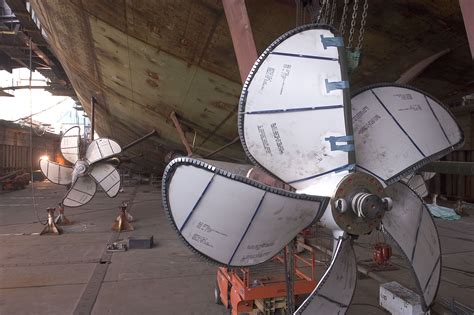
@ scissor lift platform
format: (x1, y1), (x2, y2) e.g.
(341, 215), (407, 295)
(215, 241), (319, 315)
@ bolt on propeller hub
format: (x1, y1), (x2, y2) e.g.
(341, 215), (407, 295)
(331, 172), (392, 235)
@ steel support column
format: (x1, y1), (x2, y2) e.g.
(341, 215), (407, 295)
(460, 0), (474, 59)
(222, 0), (258, 83)
(170, 111), (193, 156)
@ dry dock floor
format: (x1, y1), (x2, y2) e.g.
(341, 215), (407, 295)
(0, 181), (473, 314)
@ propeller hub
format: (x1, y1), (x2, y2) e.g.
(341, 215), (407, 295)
(351, 192), (385, 219)
(74, 160), (89, 177)
(331, 172), (388, 235)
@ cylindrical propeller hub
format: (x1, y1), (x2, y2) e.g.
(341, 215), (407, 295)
(331, 172), (389, 235)
(351, 192), (385, 219)
(74, 160), (88, 176)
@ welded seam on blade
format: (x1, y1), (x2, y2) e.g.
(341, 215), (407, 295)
(381, 181), (439, 310)
(410, 204), (425, 262)
(69, 187), (94, 197)
(424, 95), (451, 146)
(179, 174), (216, 233)
(96, 141), (103, 160)
(382, 229), (428, 310)
(355, 164), (386, 182)
(351, 83), (464, 185)
(296, 237), (346, 313)
(105, 180), (120, 194)
(288, 164), (353, 184)
(269, 51), (338, 61)
(228, 192), (267, 265)
(423, 256), (440, 292)
(161, 157), (330, 268)
(238, 24), (345, 187)
(97, 168), (116, 183)
(317, 294), (348, 308)
(370, 89), (425, 158)
(244, 104), (343, 115)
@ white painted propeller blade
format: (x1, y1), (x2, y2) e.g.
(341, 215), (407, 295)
(85, 138), (121, 164)
(383, 182), (441, 310)
(352, 84), (463, 184)
(162, 157), (329, 266)
(89, 163), (121, 198)
(239, 25), (353, 190)
(295, 236), (357, 314)
(60, 126), (81, 164)
(39, 159), (73, 185)
(403, 174), (428, 198)
(63, 176), (97, 207)
(422, 171), (436, 181)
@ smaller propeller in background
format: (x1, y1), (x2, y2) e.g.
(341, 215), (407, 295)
(39, 126), (122, 207)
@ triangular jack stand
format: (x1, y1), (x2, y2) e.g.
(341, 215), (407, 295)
(118, 202), (134, 222)
(112, 203), (134, 231)
(40, 207), (63, 235)
(55, 203), (73, 225)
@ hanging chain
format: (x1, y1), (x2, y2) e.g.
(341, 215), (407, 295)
(356, 0), (369, 49)
(347, 0), (359, 49)
(339, 0), (350, 35)
(324, 0), (332, 24)
(329, 0), (337, 26)
(315, 0), (326, 24)
(295, 0), (300, 26)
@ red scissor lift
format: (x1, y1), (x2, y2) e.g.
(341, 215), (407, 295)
(215, 240), (319, 314)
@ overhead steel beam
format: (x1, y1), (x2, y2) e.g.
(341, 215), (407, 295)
(222, 0), (258, 83)
(460, 0), (474, 59)
(16, 31), (55, 68)
(421, 161), (474, 175)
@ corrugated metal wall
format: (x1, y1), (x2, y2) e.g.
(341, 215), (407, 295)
(428, 110), (474, 201)
(429, 149), (474, 202)
(0, 120), (60, 175)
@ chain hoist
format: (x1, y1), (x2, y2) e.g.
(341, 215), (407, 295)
(339, 0), (350, 35)
(356, 0), (369, 50)
(315, 0), (325, 24)
(329, 0), (337, 26)
(347, 0), (359, 49)
(346, 0), (369, 73)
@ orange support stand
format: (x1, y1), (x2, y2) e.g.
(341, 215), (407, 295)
(40, 207), (62, 235)
(55, 203), (73, 225)
(112, 203), (134, 232)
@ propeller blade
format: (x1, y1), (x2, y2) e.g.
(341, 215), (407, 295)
(295, 236), (357, 314)
(39, 159), (73, 185)
(403, 174), (428, 198)
(352, 84), (463, 184)
(239, 25), (353, 190)
(162, 157), (329, 266)
(383, 182), (441, 310)
(60, 126), (81, 164)
(422, 171), (436, 181)
(85, 138), (121, 164)
(63, 176), (97, 207)
(89, 163), (121, 198)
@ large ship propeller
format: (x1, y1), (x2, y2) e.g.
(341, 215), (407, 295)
(39, 126), (122, 207)
(162, 25), (463, 313)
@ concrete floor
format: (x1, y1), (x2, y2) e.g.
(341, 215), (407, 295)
(0, 181), (473, 314)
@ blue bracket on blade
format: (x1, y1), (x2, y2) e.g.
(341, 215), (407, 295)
(320, 35), (344, 49)
(325, 79), (349, 93)
(325, 135), (355, 152)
